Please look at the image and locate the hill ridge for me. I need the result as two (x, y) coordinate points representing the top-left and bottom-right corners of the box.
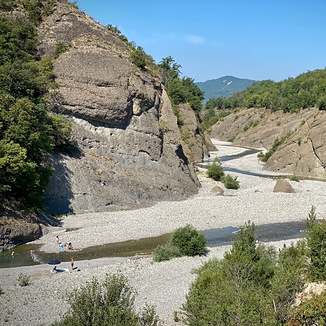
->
(196, 75), (257, 100)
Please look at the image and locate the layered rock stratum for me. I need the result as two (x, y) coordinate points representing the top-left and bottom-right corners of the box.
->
(37, 1), (201, 214)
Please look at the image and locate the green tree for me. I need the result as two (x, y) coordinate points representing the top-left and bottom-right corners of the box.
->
(158, 56), (181, 85)
(153, 224), (206, 262)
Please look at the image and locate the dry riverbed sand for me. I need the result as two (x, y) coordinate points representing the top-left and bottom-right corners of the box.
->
(1, 140), (326, 326)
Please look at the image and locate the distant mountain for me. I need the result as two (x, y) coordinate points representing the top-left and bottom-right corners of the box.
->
(196, 76), (257, 101)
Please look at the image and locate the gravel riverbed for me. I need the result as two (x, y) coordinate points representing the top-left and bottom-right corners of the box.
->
(1, 140), (326, 326)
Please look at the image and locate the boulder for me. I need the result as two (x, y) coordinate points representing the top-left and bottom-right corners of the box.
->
(273, 179), (295, 193)
(210, 186), (224, 196)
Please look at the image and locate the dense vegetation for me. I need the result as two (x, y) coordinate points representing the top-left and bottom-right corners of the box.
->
(180, 209), (326, 325)
(201, 68), (326, 131)
(0, 0), (72, 209)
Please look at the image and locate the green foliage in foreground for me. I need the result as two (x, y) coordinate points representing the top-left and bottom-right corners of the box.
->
(306, 206), (326, 281)
(182, 221), (307, 325)
(153, 225), (207, 262)
(287, 290), (326, 326)
(52, 273), (160, 326)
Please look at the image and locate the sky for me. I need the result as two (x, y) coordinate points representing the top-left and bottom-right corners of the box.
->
(75, 0), (326, 83)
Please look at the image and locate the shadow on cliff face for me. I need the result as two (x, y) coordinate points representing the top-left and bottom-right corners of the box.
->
(44, 148), (83, 215)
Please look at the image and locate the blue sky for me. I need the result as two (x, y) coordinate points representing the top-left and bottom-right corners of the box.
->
(75, 0), (326, 82)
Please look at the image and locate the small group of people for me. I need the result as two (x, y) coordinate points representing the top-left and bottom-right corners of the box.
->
(51, 258), (77, 273)
(56, 235), (73, 250)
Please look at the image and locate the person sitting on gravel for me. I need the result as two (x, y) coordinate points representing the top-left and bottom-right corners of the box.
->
(51, 266), (58, 273)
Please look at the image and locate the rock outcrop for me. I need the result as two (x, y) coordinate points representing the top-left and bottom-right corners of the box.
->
(177, 103), (215, 163)
(209, 107), (326, 179)
(0, 202), (60, 251)
(37, 1), (200, 214)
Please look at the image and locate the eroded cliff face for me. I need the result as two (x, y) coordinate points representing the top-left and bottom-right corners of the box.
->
(39, 1), (200, 214)
(209, 107), (326, 179)
(177, 103), (215, 163)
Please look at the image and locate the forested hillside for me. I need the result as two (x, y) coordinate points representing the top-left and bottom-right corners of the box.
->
(201, 68), (326, 130)
(0, 0), (72, 209)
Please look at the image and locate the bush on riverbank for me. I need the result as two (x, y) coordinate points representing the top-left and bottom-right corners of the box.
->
(206, 158), (224, 181)
(221, 174), (240, 189)
(206, 158), (240, 189)
(153, 225), (207, 262)
(181, 210), (326, 325)
(52, 273), (160, 326)
(181, 221), (307, 325)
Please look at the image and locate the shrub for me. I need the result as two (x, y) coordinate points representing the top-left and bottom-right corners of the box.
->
(170, 224), (207, 257)
(0, 285), (4, 295)
(54, 41), (71, 59)
(318, 95), (326, 110)
(222, 174), (240, 189)
(289, 175), (300, 182)
(306, 206), (326, 281)
(153, 243), (181, 262)
(287, 290), (326, 326)
(53, 273), (160, 326)
(258, 134), (291, 162)
(206, 158), (224, 181)
(138, 303), (160, 326)
(18, 273), (30, 287)
(130, 46), (154, 70)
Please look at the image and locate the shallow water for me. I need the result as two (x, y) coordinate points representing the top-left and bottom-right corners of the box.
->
(0, 221), (307, 268)
(204, 221), (307, 246)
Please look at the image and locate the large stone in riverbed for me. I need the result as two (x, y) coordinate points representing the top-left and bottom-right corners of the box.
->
(210, 185), (224, 196)
(273, 179), (295, 193)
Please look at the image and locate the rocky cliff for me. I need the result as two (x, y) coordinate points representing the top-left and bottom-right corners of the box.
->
(37, 1), (200, 214)
(209, 107), (326, 179)
(177, 103), (215, 163)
